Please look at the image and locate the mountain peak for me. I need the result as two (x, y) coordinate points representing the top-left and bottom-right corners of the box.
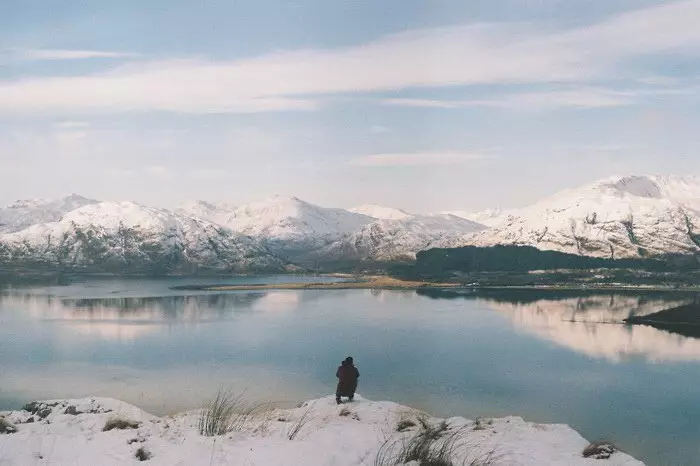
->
(348, 204), (412, 220)
(600, 175), (663, 198)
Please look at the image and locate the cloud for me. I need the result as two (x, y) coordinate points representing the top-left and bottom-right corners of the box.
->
(21, 49), (137, 60)
(370, 125), (389, 133)
(384, 88), (637, 110)
(53, 120), (90, 129)
(145, 165), (170, 177)
(1, 1), (699, 114)
(384, 85), (696, 110)
(350, 152), (495, 167)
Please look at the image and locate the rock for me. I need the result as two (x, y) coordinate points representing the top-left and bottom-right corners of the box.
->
(0, 417), (18, 434)
(583, 441), (617, 459)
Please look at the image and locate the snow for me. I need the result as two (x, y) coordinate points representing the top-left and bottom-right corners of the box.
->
(0, 395), (644, 466)
(0, 201), (286, 272)
(441, 209), (506, 227)
(180, 196), (374, 249)
(320, 214), (487, 261)
(463, 175), (700, 258)
(0, 194), (97, 234)
(177, 200), (238, 226)
(348, 205), (413, 220)
(4, 175), (700, 269)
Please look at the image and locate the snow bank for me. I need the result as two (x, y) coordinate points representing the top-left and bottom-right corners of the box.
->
(0, 395), (644, 465)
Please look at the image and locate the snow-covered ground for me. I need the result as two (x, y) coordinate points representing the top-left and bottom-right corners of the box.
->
(0, 395), (643, 465)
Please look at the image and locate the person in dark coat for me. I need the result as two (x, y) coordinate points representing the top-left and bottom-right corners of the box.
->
(336, 356), (359, 404)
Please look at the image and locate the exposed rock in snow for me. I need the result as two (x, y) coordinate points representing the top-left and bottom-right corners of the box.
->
(463, 175), (700, 258)
(0, 395), (644, 465)
(0, 194), (98, 234)
(348, 204), (413, 220)
(0, 201), (287, 273)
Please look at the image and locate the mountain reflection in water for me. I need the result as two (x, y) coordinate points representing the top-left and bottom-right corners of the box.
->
(418, 288), (700, 362)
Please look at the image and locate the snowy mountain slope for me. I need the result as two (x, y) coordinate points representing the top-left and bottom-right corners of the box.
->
(442, 208), (505, 227)
(177, 200), (237, 226)
(463, 175), (700, 258)
(319, 214), (487, 262)
(0, 194), (98, 234)
(348, 204), (412, 220)
(180, 196), (375, 255)
(182, 197), (489, 263)
(0, 201), (287, 273)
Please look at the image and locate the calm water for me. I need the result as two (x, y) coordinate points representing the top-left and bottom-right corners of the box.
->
(2, 277), (700, 465)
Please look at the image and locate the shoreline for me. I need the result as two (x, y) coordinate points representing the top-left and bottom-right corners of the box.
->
(170, 276), (700, 293)
(170, 276), (461, 291)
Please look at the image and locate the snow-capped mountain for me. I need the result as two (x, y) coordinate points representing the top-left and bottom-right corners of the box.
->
(0, 201), (287, 273)
(0, 194), (98, 234)
(463, 175), (700, 258)
(319, 213), (487, 262)
(180, 196), (375, 257)
(348, 205), (412, 220)
(4, 174), (699, 275)
(180, 197), (488, 263)
(442, 208), (505, 227)
(177, 200), (238, 226)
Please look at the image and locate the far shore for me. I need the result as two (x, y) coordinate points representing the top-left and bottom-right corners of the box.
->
(170, 276), (461, 291)
(170, 275), (700, 293)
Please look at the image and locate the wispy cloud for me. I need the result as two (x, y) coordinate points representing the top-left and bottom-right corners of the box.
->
(350, 152), (495, 167)
(21, 49), (137, 61)
(384, 88), (637, 110)
(53, 120), (90, 129)
(384, 85), (695, 110)
(370, 125), (389, 134)
(1, 1), (699, 114)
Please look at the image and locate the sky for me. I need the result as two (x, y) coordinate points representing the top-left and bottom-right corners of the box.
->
(1, 0), (699, 213)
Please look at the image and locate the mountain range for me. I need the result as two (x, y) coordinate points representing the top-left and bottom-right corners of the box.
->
(1, 175), (698, 274)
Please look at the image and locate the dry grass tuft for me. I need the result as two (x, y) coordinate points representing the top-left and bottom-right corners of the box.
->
(103, 418), (140, 432)
(376, 419), (500, 466)
(287, 407), (313, 441)
(198, 389), (260, 437)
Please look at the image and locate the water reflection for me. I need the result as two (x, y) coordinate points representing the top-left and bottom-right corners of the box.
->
(419, 288), (700, 363)
(1, 292), (267, 323)
(484, 296), (700, 362)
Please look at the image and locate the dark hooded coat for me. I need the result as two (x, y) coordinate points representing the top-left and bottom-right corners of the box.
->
(336, 360), (359, 397)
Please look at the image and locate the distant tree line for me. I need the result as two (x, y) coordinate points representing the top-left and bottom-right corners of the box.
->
(391, 245), (700, 280)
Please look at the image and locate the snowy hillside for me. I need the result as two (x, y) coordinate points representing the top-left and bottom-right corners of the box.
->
(0, 395), (643, 465)
(0, 201), (287, 273)
(180, 196), (374, 256)
(348, 204), (412, 220)
(442, 208), (505, 227)
(320, 214), (487, 262)
(176, 200), (238, 226)
(0, 194), (97, 233)
(463, 175), (700, 258)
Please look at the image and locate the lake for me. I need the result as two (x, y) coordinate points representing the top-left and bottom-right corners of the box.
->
(2, 276), (699, 465)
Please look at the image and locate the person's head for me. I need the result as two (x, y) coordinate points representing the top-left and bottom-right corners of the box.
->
(344, 356), (354, 365)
